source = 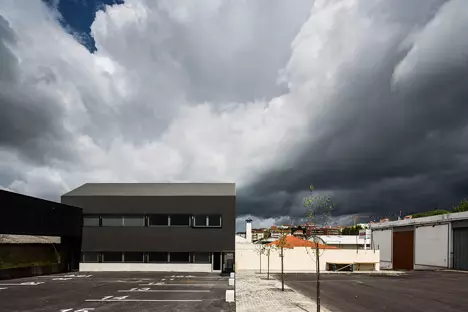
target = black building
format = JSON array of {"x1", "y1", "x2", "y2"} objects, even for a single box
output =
[
  {"x1": 0, "y1": 190, "x2": 83, "y2": 273},
  {"x1": 61, "y1": 183, "x2": 235, "y2": 273}
]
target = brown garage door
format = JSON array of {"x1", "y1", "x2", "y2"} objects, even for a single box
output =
[{"x1": 393, "y1": 230, "x2": 414, "y2": 270}]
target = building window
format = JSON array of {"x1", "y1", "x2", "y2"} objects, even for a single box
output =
[
  {"x1": 208, "y1": 215, "x2": 222, "y2": 227},
  {"x1": 83, "y1": 216, "x2": 100, "y2": 227},
  {"x1": 102, "y1": 252, "x2": 122, "y2": 262},
  {"x1": 193, "y1": 215, "x2": 222, "y2": 227},
  {"x1": 123, "y1": 216, "x2": 145, "y2": 226},
  {"x1": 148, "y1": 215, "x2": 169, "y2": 226},
  {"x1": 148, "y1": 252, "x2": 168, "y2": 263},
  {"x1": 102, "y1": 216, "x2": 123, "y2": 226},
  {"x1": 193, "y1": 215, "x2": 208, "y2": 227},
  {"x1": 169, "y1": 252, "x2": 190, "y2": 263},
  {"x1": 82, "y1": 252, "x2": 100, "y2": 263},
  {"x1": 123, "y1": 252, "x2": 144, "y2": 262},
  {"x1": 192, "y1": 252, "x2": 211, "y2": 263},
  {"x1": 170, "y1": 214, "x2": 191, "y2": 226}
]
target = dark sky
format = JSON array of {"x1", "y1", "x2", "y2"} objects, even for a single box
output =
[{"x1": 1, "y1": 0, "x2": 467, "y2": 229}]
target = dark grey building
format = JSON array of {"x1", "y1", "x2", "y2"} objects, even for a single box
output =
[{"x1": 61, "y1": 183, "x2": 235, "y2": 273}]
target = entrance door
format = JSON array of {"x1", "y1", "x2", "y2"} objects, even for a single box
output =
[
  {"x1": 213, "y1": 252, "x2": 221, "y2": 271},
  {"x1": 453, "y1": 228, "x2": 468, "y2": 270},
  {"x1": 222, "y1": 252, "x2": 234, "y2": 273},
  {"x1": 393, "y1": 230, "x2": 414, "y2": 270}
]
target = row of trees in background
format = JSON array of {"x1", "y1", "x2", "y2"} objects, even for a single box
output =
[{"x1": 412, "y1": 198, "x2": 468, "y2": 219}]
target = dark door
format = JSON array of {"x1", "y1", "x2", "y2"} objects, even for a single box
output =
[
  {"x1": 453, "y1": 228, "x2": 468, "y2": 270},
  {"x1": 213, "y1": 252, "x2": 221, "y2": 270},
  {"x1": 222, "y1": 252, "x2": 234, "y2": 273},
  {"x1": 393, "y1": 230, "x2": 414, "y2": 270}
]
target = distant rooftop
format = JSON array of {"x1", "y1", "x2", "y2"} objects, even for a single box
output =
[{"x1": 62, "y1": 183, "x2": 236, "y2": 197}]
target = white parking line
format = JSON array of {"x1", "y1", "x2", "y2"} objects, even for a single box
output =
[
  {"x1": 139, "y1": 283, "x2": 213, "y2": 287},
  {"x1": 85, "y1": 299, "x2": 203, "y2": 302},
  {"x1": 118, "y1": 289, "x2": 210, "y2": 293},
  {"x1": 0, "y1": 282, "x2": 44, "y2": 286}
]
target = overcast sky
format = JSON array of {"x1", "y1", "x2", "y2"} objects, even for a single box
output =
[{"x1": 1, "y1": 0, "x2": 468, "y2": 230}]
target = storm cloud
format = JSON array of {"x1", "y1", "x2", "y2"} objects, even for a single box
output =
[{"x1": 1, "y1": 0, "x2": 468, "y2": 227}]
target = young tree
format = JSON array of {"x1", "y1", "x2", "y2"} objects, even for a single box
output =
[
  {"x1": 303, "y1": 184, "x2": 335, "y2": 312},
  {"x1": 452, "y1": 198, "x2": 468, "y2": 213}
]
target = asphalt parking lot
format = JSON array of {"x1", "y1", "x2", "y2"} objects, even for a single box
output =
[
  {"x1": 275, "y1": 271, "x2": 468, "y2": 312},
  {"x1": 0, "y1": 272, "x2": 234, "y2": 312}
]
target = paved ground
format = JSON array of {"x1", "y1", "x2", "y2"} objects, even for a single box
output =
[
  {"x1": 276, "y1": 271, "x2": 468, "y2": 312},
  {"x1": 236, "y1": 271, "x2": 330, "y2": 312},
  {"x1": 0, "y1": 272, "x2": 234, "y2": 312}
]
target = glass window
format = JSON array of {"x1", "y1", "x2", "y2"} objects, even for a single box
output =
[
  {"x1": 170, "y1": 214, "x2": 190, "y2": 226},
  {"x1": 123, "y1": 252, "x2": 144, "y2": 262},
  {"x1": 169, "y1": 252, "x2": 190, "y2": 263},
  {"x1": 148, "y1": 252, "x2": 168, "y2": 263},
  {"x1": 208, "y1": 215, "x2": 222, "y2": 227},
  {"x1": 193, "y1": 215, "x2": 207, "y2": 227},
  {"x1": 82, "y1": 252, "x2": 100, "y2": 263},
  {"x1": 83, "y1": 216, "x2": 100, "y2": 227},
  {"x1": 123, "y1": 216, "x2": 145, "y2": 226},
  {"x1": 148, "y1": 215, "x2": 169, "y2": 226},
  {"x1": 192, "y1": 252, "x2": 211, "y2": 263},
  {"x1": 102, "y1": 252, "x2": 122, "y2": 262},
  {"x1": 102, "y1": 216, "x2": 123, "y2": 226}
]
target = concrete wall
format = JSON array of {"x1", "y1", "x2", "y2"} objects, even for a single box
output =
[
  {"x1": 235, "y1": 243, "x2": 380, "y2": 272},
  {"x1": 79, "y1": 263, "x2": 212, "y2": 272},
  {"x1": 372, "y1": 229, "x2": 392, "y2": 269}
]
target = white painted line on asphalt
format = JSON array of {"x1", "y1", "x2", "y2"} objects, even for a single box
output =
[
  {"x1": 140, "y1": 283, "x2": 214, "y2": 287},
  {"x1": 0, "y1": 282, "x2": 44, "y2": 286},
  {"x1": 53, "y1": 278, "x2": 73, "y2": 281},
  {"x1": 0, "y1": 287, "x2": 7, "y2": 290},
  {"x1": 85, "y1": 299, "x2": 203, "y2": 302},
  {"x1": 118, "y1": 289, "x2": 210, "y2": 293}
]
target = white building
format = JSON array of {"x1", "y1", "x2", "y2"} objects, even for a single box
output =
[
  {"x1": 312, "y1": 235, "x2": 370, "y2": 249},
  {"x1": 371, "y1": 211, "x2": 468, "y2": 270}
]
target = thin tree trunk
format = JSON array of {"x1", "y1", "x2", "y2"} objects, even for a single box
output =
[
  {"x1": 281, "y1": 246, "x2": 284, "y2": 291},
  {"x1": 316, "y1": 241, "x2": 320, "y2": 311},
  {"x1": 267, "y1": 252, "x2": 270, "y2": 280},
  {"x1": 260, "y1": 251, "x2": 262, "y2": 274}
]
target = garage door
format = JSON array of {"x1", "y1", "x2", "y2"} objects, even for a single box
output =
[
  {"x1": 453, "y1": 227, "x2": 468, "y2": 271},
  {"x1": 393, "y1": 230, "x2": 414, "y2": 270}
]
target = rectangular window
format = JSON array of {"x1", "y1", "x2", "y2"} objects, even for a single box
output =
[
  {"x1": 170, "y1": 214, "x2": 190, "y2": 226},
  {"x1": 169, "y1": 252, "x2": 190, "y2": 263},
  {"x1": 123, "y1": 252, "x2": 144, "y2": 262},
  {"x1": 193, "y1": 215, "x2": 207, "y2": 227},
  {"x1": 101, "y1": 216, "x2": 123, "y2": 226},
  {"x1": 208, "y1": 215, "x2": 222, "y2": 227},
  {"x1": 123, "y1": 216, "x2": 145, "y2": 226},
  {"x1": 83, "y1": 216, "x2": 100, "y2": 227},
  {"x1": 102, "y1": 252, "x2": 122, "y2": 262},
  {"x1": 82, "y1": 252, "x2": 100, "y2": 263},
  {"x1": 192, "y1": 252, "x2": 211, "y2": 263},
  {"x1": 148, "y1": 252, "x2": 168, "y2": 263},
  {"x1": 148, "y1": 215, "x2": 169, "y2": 226}
]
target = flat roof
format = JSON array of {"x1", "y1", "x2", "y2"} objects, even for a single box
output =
[
  {"x1": 62, "y1": 183, "x2": 236, "y2": 197},
  {"x1": 370, "y1": 211, "x2": 468, "y2": 230}
]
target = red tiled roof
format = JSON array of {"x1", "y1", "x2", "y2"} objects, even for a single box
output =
[{"x1": 266, "y1": 235, "x2": 337, "y2": 249}]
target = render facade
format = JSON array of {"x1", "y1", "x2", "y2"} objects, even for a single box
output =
[{"x1": 61, "y1": 183, "x2": 236, "y2": 273}]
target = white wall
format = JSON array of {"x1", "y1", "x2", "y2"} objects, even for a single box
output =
[
  {"x1": 415, "y1": 224, "x2": 449, "y2": 268},
  {"x1": 235, "y1": 244, "x2": 380, "y2": 272},
  {"x1": 372, "y1": 229, "x2": 392, "y2": 269},
  {"x1": 79, "y1": 263, "x2": 212, "y2": 272}
]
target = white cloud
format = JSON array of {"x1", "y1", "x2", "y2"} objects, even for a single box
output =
[{"x1": 1, "y1": 0, "x2": 468, "y2": 226}]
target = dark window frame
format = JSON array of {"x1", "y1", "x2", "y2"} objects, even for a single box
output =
[
  {"x1": 148, "y1": 252, "x2": 168, "y2": 263},
  {"x1": 169, "y1": 252, "x2": 190, "y2": 263},
  {"x1": 192, "y1": 252, "x2": 212, "y2": 263},
  {"x1": 169, "y1": 214, "x2": 191, "y2": 226},
  {"x1": 122, "y1": 215, "x2": 146, "y2": 227},
  {"x1": 83, "y1": 216, "x2": 101, "y2": 227},
  {"x1": 101, "y1": 216, "x2": 124, "y2": 227},
  {"x1": 192, "y1": 215, "x2": 222, "y2": 228},
  {"x1": 82, "y1": 252, "x2": 100, "y2": 263},
  {"x1": 102, "y1": 252, "x2": 123, "y2": 262},
  {"x1": 148, "y1": 214, "x2": 170, "y2": 227},
  {"x1": 123, "y1": 252, "x2": 145, "y2": 263}
]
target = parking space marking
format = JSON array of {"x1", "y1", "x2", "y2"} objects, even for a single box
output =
[
  {"x1": 0, "y1": 287, "x2": 7, "y2": 290},
  {"x1": 60, "y1": 309, "x2": 95, "y2": 312},
  {"x1": 0, "y1": 282, "x2": 44, "y2": 286},
  {"x1": 118, "y1": 288, "x2": 210, "y2": 293},
  {"x1": 140, "y1": 282, "x2": 214, "y2": 287},
  {"x1": 85, "y1": 295, "x2": 203, "y2": 303}
]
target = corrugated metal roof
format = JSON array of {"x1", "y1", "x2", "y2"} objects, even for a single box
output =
[
  {"x1": 62, "y1": 183, "x2": 236, "y2": 197},
  {"x1": 0, "y1": 235, "x2": 61, "y2": 244}
]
